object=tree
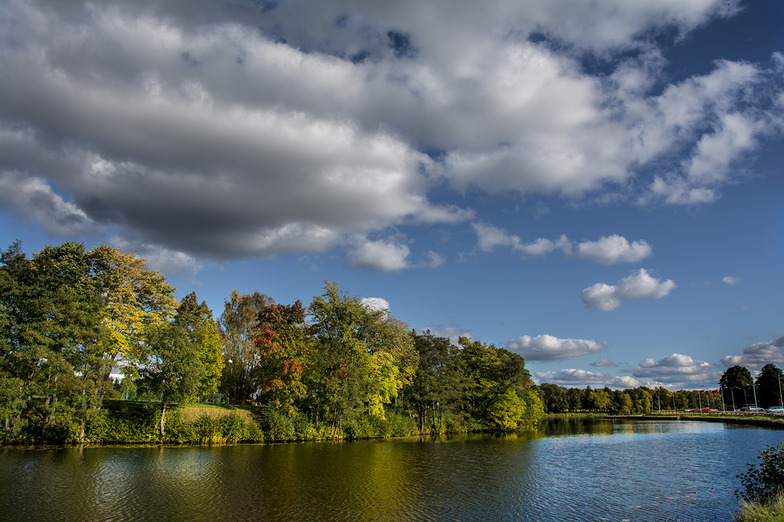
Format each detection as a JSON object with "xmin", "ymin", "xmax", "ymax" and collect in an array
[
  {"xmin": 307, "ymin": 282, "xmax": 415, "ymax": 432},
  {"xmin": 756, "ymin": 364, "xmax": 784, "ymax": 409},
  {"xmin": 539, "ymin": 383, "xmax": 569, "ymax": 414},
  {"xmin": 218, "ymin": 290, "xmax": 273, "ymax": 404},
  {"xmin": 255, "ymin": 301, "xmax": 309, "ymax": 414},
  {"xmin": 458, "ymin": 337, "xmax": 541, "ymax": 429},
  {"xmin": 405, "ymin": 331, "xmax": 464, "ymax": 433},
  {"xmin": 0, "ymin": 241, "xmax": 108, "ymax": 442},
  {"xmin": 90, "ymin": 244, "xmax": 178, "ymax": 381},
  {"xmin": 720, "ymin": 365, "xmax": 754, "ymax": 410},
  {"xmin": 174, "ymin": 292, "xmax": 223, "ymax": 395},
  {"xmin": 141, "ymin": 322, "xmax": 204, "ymax": 437}
]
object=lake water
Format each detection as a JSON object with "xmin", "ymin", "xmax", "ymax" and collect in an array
[{"xmin": 1, "ymin": 418, "xmax": 782, "ymax": 521}]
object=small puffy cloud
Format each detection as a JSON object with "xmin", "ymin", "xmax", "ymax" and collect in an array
[
  {"xmin": 535, "ymin": 369, "xmax": 639, "ymax": 389},
  {"xmin": 473, "ymin": 223, "xmax": 569, "ymax": 258},
  {"xmin": 582, "ymin": 268, "xmax": 676, "ymax": 311},
  {"xmin": 360, "ymin": 297, "xmax": 390, "ymax": 313},
  {"xmin": 572, "ymin": 235, "xmax": 652, "ymax": 264},
  {"xmin": 591, "ymin": 358, "xmax": 617, "ymax": 368},
  {"xmin": 721, "ymin": 336, "xmax": 784, "ymax": 367},
  {"xmin": 630, "ymin": 353, "xmax": 718, "ymax": 386},
  {"xmin": 346, "ymin": 238, "xmax": 411, "ymax": 272},
  {"xmin": 424, "ymin": 251, "xmax": 446, "ymax": 269},
  {"xmin": 722, "ymin": 276, "xmax": 740, "ymax": 285},
  {"xmin": 507, "ymin": 334, "xmax": 607, "ymax": 361}
]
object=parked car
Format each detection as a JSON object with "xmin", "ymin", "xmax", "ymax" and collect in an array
[
  {"xmin": 738, "ymin": 407, "xmax": 764, "ymax": 412},
  {"xmin": 766, "ymin": 406, "xmax": 784, "ymax": 413}
]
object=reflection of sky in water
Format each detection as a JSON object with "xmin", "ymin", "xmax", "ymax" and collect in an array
[{"xmin": 1, "ymin": 421, "xmax": 782, "ymax": 521}]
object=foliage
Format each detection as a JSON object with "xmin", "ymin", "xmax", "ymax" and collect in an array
[
  {"xmin": 459, "ymin": 337, "xmax": 540, "ymax": 430},
  {"xmin": 140, "ymin": 321, "xmax": 205, "ymax": 437},
  {"xmin": 738, "ymin": 443, "xmax": 784, "ymax": 505},
  {"xmin": 256, "ymin": 301, "xmax": 309, "ymax": 414},
  {"xmin": 218, "ymin": 290, "xmax": 273, "ymax": 404},
  {"xmin": 175, "ymin": 292, "xmax": 224, "ymax": 395},
  {"xmin": 756, "ymin": 364, "xmax": 784, "ymax": 409}
]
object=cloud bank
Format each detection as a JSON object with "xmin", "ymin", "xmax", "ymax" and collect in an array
[
  {"xmin": 535, "ymin": 369, "xmax": 640, "ymax": 389},
  {"xmin": 0, "ymin": 0, "xmax": 781, "ymax": 268}
]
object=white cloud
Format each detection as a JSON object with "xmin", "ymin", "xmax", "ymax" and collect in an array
[
  {"xmin": 630, "ymin": 353, "xmax": 718, "ymax": 385},
  {"xmin": 360, "ymin": 297, "xmax": 390, "ymax": 314},
  {"xmin": 424, "ymin": 251, "xmax": 446, "ymax": 269},
  {"xmin": 582, "ymin": 268, "xmax": 676, "ymax": 311},
  {"xmin": 507, "ymin": 334, "xmax": 607, "ymax": 361},
  {"xmin": 473, "ymin": 223, "xmax": 570, "ymax": 258},
  {"xmin": 346, "ymin": 238, "xmax": 411, "ymax": 272},
  {"xmin": 535, "ymin": 369, "xmax": 639, "ymax": 389},
  {"xmin": 722, "ymin": 276, "xmax": 740, "ymax": 285},
  {"xmin": 721, "ymin": 336, "xmax": 784, "ymax": 367},
  {"xmin": 572, "ymin": 235, "xmax": 652, "ymax": 264}
]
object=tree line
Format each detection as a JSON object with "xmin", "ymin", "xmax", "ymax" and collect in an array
[
  {"xmin": 538, "ymin": 363, "xmax": 784, "ymax": 415},
  {"xmin": 0, "ymin": 241, "xmax": 541, "ymax": 444},
  {"xmin": 4, "ymin": 241, "xmax": 781, "ymax": 445}
]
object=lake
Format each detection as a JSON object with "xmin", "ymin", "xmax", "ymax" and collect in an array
[{"xmin": 1, "ymin": 418, "xmax": 782, "ymax": 521}]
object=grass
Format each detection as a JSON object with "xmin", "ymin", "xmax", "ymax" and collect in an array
[
  {"xmin": 735, "ymin": 495, "xmax": 784, "ymax": 521},
  {"xmin": 180, "ymin": 403, "xmax": 258, "ymax": 423}
]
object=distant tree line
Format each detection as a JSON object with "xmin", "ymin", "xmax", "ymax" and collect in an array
[
  {"xmin": 0, "ymin": 241, "xmax": 542, "ymax": 444},
  {"xmin": 537, "ymin": 364, "xmax": 784, "ymax": 415}
]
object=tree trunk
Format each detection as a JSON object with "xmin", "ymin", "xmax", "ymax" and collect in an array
[{"xmin": 160, "ymin": 400, "xmax": 168, "ymax": 438}]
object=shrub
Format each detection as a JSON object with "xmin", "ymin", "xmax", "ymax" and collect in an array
[
  {"xmin": 263, "ymin": 409, "xmax": 295, "ymax": 441},
  {"xmin": 738, "ymin": 443, "xmax": 784, "ymax": 504}
]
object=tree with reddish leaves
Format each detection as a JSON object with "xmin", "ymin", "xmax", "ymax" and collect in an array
[{"xmin": 255, "ymin": 301, "xmax": 309, "ymax": 415}]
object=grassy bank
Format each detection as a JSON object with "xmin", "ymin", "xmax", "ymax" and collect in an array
[
  {"xmin": 611, "ymin": 412, "xmax": 784, "ymax": 430},
  {"xmin": 79, "ymin": 400, "xmax": 424, "ymax": 445}
]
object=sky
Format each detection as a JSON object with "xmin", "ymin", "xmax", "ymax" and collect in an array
[{"xmin": 1, "ymin": 0, "xmax": 782, "ymax": 391}]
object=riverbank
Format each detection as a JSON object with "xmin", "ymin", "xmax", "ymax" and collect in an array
[{"xmin": 611, "ymin": 412, "xmax": 784, "ymax": 430}]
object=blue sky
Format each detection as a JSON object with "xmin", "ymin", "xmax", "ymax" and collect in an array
[{"xmin": 1, "ymin": 0, "xmax": 782, "ymax": 390}]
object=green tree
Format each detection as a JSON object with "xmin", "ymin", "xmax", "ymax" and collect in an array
[
  {"xmin": 141, "ymin": 322, "xmax": 205, "ymax": 437},
  {"xmin": 756, "ymin": 364, "xmax": 784, "ymax": 409},
  {"xmin": 458, "ymin": 337, "xmax": 541, "ymax": 429},
  {"xmin": 405, "ymin": 331, "xmax": 464, "ymax": 434},
  {"xmin": 720, "ymin": 365, "xmax": 754, "ymax": 410},
  {"xmin": 174, "ymin": 292, "xmax": 223, "ymax": 395},
  {"xmin": 218, "ymin": 290, "xmax": 273, "ymax": 404},
  {"xmin": 539, "ymin": 383, "xmax": 569, "ymax": 414},
  {"xmin": 307, "ymin": 282, "xmax": 415, "ymax": 432},
  {"xmin": 0, "ymin": 241, "xmax": 108, "ymax": 442}
]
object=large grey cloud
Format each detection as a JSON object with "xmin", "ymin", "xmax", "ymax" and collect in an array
[
  {"xmin": 0, "ymin": 0, "xmax": 780, "ymax": 269},
  {"xmin": 721, "ymin": 336, "xmax": 784, "ymax": 368}
]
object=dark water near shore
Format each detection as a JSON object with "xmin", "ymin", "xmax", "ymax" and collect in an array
[{"xmin": 1, "ymin": 418, "xmax": 782, "ymax": 521}]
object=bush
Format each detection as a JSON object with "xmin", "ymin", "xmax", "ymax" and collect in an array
[
  {"xmin": 738, "ymin": 443, "xmax": 784, "ymax": 504},
  {"xmin": 263, "ymin": 409, "xmax": 295, "ymax": 441}
]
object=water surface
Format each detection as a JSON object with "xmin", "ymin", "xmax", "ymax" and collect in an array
[{"xmin": 1, "ymin": 418, "xmax": 781, "ymax": 521}]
